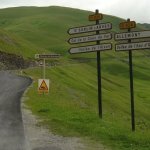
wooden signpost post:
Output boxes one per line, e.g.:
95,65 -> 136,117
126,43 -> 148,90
115,19 -> 150,131
68,10 -> 112,118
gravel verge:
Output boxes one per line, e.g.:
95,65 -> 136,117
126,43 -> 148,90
21,83 -> 109,150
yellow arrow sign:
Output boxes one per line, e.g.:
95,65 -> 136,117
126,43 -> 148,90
119,21 -> 136,29
89,13 -> 103,21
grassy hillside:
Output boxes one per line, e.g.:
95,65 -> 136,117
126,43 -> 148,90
25,53 -> 150,150
0,28 -> 45,58
0,6 -> 149,56
138,23 -> 150,30
0,6 -> 128,55
0,6 -> 149,150
0,6 -> 86,54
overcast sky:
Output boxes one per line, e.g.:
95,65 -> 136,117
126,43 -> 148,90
0,0 -> 149,23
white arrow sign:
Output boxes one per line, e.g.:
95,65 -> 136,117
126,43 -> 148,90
69,44 -> 112,54
115,30 -> 150,40
68,33 -> 112,44
68,23 -> 112,35
115,41 -> 150,51
35,54 -> 60,59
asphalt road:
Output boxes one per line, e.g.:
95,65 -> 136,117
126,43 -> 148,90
0,71 -> 105,150
0,71 -> 32,150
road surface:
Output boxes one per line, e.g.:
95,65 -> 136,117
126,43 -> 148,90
0,71 -> 108,150
0,71 -> 32,150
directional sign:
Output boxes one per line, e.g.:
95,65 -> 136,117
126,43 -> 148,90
38,60 -> 43,66
69,44 -> 112,54
119,21 -> 136,29
35,54 -> 60,59
38,79 -> 49,93
68,33 -> 112,44
115,41 -> 150,51
89,13 -> 103,21
115,30 -> 150,40
68,22 -> 112,35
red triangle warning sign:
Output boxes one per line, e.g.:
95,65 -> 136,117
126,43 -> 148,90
38,79 -> 49,93
39,80 -> 48,90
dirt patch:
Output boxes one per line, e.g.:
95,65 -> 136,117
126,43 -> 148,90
21,87 -> 109,150
22,105 -> 85,150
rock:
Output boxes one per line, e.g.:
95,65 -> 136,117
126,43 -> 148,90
0,51 -> 30,70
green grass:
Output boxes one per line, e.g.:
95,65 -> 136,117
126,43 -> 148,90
0,6 -> 146,55
24,51 -> 150,150
0,6 -> 149,149
0,28 -> 48,59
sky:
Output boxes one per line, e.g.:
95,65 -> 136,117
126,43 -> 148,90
0,0 -> 149,23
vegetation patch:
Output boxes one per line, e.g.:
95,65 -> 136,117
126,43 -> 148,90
25,58 -> 150,150
0,6 -> 149,150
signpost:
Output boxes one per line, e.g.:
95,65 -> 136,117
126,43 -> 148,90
115,18 -> 150,131
35,53 -> 60,79
116,41 -> 150,51
68,22 -> 112,35
68,10 -> 112,118
116,19 -> 136,131
68,10 -> 150,130
35,54 -> 60,59
115,30 -> 150,40
68,33 -> 112,44
89,13 -> 103,21
95,10 -> 102,119
39,60 -> 43,67
69,44 -> 112,54
119,21 -> 136,29
35,53 -> 60,93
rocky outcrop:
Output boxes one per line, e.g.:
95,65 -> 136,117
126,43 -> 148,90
0,51 -> 29,70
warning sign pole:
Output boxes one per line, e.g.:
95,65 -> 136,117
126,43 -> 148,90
35,53 -> 60,94
35,53 -> 60,79
43,58 -> 46,79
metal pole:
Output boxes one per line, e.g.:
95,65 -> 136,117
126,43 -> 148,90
43,58 -> 46,79
96,9 -> 102,118
41,64 -> 43,79
128,18 -> 135,131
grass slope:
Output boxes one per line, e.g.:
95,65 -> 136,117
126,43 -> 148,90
0,6 -> 131,55
25,52 -> 150,150
0,6 -> 149,150
0,28 -> 45,59
0,6 -> 149,56
138,23 -> 150,30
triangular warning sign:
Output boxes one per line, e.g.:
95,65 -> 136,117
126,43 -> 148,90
39,80 -> 48,91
